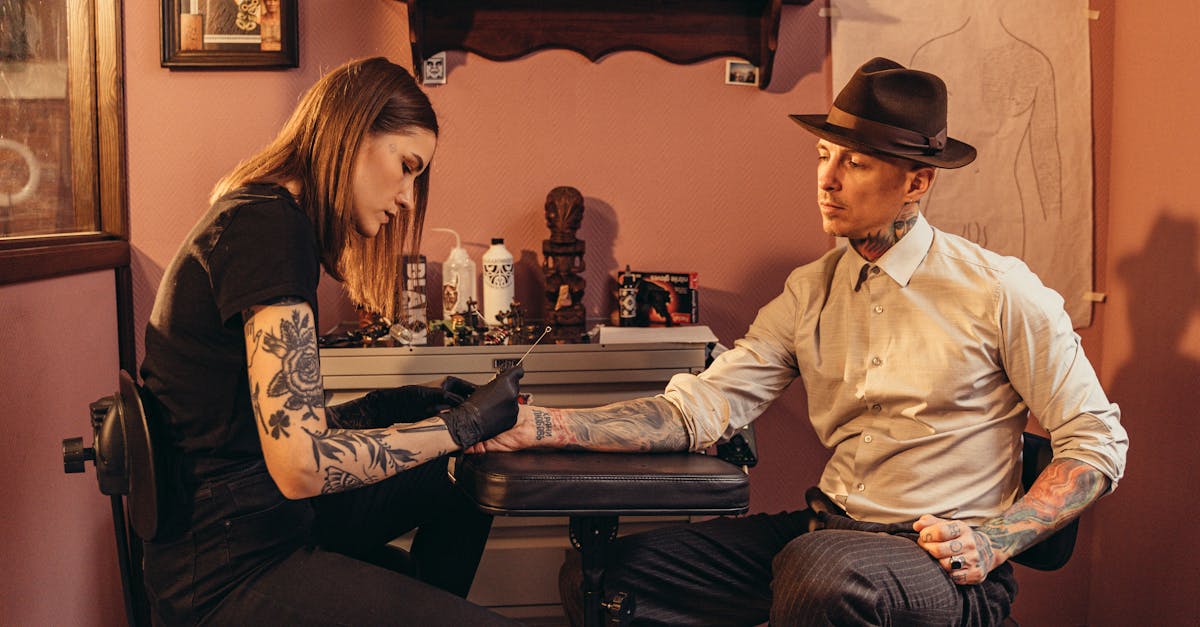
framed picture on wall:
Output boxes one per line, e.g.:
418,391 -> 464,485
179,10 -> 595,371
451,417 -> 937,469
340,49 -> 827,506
161,0 -> 299,69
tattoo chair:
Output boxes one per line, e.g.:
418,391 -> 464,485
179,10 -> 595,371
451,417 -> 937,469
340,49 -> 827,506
453,426 -> 756,626
61,370 -> 160,627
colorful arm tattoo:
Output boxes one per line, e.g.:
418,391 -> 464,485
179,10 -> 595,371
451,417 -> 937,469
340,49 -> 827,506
974,458 -> 1109,568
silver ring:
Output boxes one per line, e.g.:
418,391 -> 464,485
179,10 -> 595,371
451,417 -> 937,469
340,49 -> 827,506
949,555 -> 965,570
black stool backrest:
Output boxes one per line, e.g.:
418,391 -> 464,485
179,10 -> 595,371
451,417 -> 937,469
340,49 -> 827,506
64,370 -> 164,541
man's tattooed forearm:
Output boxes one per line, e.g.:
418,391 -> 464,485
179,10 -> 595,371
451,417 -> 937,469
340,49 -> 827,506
976,458 -> 1108,558
533,409 -> 554,440
563,398 -> 689,451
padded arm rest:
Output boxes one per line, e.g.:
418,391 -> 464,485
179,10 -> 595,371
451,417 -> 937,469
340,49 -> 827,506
454,452 -> 750,517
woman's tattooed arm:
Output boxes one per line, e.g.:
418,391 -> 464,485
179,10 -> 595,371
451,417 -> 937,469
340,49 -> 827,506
243,299 -> 456,498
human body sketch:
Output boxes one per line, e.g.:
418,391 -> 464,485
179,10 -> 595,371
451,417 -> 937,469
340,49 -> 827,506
910,2 -> 1062,258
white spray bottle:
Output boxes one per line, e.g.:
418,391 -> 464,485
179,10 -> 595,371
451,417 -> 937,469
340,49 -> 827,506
481,237 -> 515,326
431,228 -> 476,320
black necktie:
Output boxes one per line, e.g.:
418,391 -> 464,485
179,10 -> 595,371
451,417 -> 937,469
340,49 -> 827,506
854,263 -> 871,292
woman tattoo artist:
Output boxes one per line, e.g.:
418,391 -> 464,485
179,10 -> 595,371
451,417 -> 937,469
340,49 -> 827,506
138,57 -> 523,625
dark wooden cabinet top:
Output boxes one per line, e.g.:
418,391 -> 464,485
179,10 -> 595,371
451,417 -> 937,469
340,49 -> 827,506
402,0 -> 813,89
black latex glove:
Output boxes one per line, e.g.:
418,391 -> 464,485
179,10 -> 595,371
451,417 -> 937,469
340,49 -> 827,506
327,385 -> 466,429
440,375 -> 478,400
441,365 -> 525,448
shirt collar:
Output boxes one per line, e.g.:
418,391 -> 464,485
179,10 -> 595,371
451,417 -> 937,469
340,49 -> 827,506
844,213 -> 934,289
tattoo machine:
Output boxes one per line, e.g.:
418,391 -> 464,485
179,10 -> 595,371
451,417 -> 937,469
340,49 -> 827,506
507,325 -> 551,404
514,325 -> 553,369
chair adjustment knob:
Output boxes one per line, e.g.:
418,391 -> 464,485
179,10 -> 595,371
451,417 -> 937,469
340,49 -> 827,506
602,590 -> 635,625
62,437 -> 95,474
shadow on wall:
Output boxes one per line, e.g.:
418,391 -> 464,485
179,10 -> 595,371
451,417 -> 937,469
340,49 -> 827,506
1100,211 -> 1200,616
577,196 -> 618,322
764,1 -> 839,95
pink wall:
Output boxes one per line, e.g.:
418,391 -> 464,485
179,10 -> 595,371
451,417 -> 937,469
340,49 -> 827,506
6,0 -> 1190,624
0,272 -> 123,625
1089,0 -> 1200,623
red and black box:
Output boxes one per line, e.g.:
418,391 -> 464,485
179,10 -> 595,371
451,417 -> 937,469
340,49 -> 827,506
618,270 -> 699,326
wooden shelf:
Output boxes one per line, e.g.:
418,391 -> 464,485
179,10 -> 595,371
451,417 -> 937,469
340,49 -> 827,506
402,0 -> 813,89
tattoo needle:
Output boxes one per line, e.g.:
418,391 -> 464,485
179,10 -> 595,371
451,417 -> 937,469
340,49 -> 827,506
515,326 -> 553,368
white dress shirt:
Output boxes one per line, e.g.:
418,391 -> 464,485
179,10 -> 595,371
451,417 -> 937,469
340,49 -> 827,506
662,214 -> 1127,524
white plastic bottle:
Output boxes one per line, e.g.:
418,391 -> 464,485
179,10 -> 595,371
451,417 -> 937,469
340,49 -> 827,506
431,228 -> 476,320
481,237 -> 515,326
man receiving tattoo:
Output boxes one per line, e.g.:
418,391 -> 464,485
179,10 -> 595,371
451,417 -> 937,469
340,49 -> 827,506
138,59 -> 520,625
475,58 -> 1128,626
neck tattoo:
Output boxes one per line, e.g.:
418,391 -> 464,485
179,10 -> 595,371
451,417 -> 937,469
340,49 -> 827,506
851,202 -> 919,262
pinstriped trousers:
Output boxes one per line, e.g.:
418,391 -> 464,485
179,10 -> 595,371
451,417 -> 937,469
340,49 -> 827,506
560,508 -> 1017,626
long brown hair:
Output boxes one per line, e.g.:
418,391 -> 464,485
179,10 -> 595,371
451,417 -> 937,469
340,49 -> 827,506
211,57 -> 437,320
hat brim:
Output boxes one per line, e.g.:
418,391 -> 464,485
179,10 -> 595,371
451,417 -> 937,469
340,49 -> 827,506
789,114 -> 976,169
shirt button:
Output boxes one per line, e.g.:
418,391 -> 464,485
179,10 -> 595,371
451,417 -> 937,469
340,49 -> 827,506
863,434 -> 873,443
870,266 -> 881,275
871,356 -> 882,366
871,404 -> 882,412
857,483 -> 866,492
873,305 -> 884,314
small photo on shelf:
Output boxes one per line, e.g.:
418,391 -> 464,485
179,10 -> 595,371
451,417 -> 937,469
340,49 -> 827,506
725,60 -> 759,86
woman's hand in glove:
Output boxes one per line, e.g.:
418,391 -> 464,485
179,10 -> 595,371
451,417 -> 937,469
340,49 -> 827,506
440,365 -> 525,449
326,384 -> 466,429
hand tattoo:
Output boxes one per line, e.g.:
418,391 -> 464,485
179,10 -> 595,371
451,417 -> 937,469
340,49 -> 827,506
972,529 -> 997,574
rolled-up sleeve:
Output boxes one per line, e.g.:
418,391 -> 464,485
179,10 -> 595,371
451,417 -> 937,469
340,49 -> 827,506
998,265 -> 1129,491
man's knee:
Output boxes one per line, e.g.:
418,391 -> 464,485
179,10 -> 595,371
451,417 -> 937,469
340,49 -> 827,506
770,530 -> 960,626
772,532 -> 860,612
770,531 -> 894,624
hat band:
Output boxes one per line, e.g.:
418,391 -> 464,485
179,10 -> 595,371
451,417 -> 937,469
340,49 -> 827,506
826,106 -> 947,156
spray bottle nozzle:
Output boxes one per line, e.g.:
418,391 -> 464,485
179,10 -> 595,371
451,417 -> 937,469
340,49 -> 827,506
431,227 -> 462,249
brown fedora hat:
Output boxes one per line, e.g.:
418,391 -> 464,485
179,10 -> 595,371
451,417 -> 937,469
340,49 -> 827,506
790,57 -> 976,169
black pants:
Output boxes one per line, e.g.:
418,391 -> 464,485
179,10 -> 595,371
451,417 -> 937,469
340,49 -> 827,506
143,457 -> 519,626
561,505 -> 1017,626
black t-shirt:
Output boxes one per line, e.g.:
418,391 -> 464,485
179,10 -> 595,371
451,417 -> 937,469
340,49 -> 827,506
140,184 -> 320,473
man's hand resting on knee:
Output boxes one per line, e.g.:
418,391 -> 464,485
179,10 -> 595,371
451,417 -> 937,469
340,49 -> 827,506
915,458 -> 1110,585
914,516 -> 999,585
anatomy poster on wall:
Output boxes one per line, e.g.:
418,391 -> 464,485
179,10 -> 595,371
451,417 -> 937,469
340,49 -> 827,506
830,0 -> 1094,327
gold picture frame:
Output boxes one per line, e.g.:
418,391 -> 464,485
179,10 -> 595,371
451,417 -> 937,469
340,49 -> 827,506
162,0 -> 298,69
